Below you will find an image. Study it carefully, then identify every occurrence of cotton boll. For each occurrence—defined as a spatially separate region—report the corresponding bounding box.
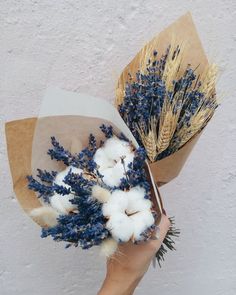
[30,207,59,227]
[92,185,111,203]
[122,152,135,169]
[106,213,134,242]
[103,137,132,161]
[50,193,76,214]
[100,238,118,257]
[130,210,155,240]
[104,153,134,187]
[93,147,115,170]
[100,167,121,187]
[110,190,129,211]
[127,186,146,200]
[54,166,82,188]
[126,198,152,215]
[102,190,128,216]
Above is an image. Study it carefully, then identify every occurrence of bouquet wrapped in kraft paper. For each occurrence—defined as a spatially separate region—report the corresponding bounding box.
[6,88,169,265]
[5,13,218,267]
[116,12,218,186]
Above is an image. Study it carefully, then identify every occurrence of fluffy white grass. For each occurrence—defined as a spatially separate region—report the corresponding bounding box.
[50,193,76,214]
[100,238,118,257]
[30,207,59,227]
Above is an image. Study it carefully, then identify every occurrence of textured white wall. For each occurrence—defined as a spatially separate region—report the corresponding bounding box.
[0,1,236,295]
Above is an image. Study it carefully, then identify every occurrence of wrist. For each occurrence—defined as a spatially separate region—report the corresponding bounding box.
[98,267,143,295]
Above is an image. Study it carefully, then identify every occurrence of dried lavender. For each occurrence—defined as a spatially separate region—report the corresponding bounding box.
[118,46,218,162]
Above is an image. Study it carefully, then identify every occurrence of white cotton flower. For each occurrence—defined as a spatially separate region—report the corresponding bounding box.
[30,207,59,227]
[100,238,118,257]
[106,213,134,242]
[99,167,122,187]
[130,210,155,241]
[93,148,115,170]
[102,186,155,243]
[127,186,146,201]
[125,186,151,214]
[103,136,132,161]
[102,190,128,217]
[93,136,135,187]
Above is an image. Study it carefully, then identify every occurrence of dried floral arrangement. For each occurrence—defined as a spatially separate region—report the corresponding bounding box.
[117,45,218,163]
[27,124,178,265]
[5,13,218,270]
[26,127,149,254]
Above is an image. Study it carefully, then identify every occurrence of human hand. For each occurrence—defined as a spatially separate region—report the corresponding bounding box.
[98,214,170,295]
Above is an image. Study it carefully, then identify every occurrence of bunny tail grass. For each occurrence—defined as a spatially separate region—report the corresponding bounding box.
[155,217,180,267]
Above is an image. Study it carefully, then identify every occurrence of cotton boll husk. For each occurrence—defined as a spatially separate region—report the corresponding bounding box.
[106,213,134,242]
[130,210,155,241]
[126,198,152,215]
[102,190,128,216]
[103,137,132,161]
[54,166,82,188]
[50,193,76,214]
[92,185,111,203]
[30,207,59,227]
[100,238,118,257]
[93,147,115,170]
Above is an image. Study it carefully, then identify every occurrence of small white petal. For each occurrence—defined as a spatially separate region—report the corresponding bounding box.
[100,238,118,257]
[106,213,134,242]
[30,207,59,227]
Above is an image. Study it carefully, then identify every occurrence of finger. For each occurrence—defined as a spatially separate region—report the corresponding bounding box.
[149,214,170,251]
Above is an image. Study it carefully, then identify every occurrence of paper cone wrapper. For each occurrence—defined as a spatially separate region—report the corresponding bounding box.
[5,88,163,226]
[116,13,209,185]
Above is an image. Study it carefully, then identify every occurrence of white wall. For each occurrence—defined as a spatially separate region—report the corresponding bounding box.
[0,1,236,294]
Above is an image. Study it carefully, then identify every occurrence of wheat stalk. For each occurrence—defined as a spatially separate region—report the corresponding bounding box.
[162,43,185,92]
[173,108,214,150]
[199,64,218,99]
[137,118,158,162]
